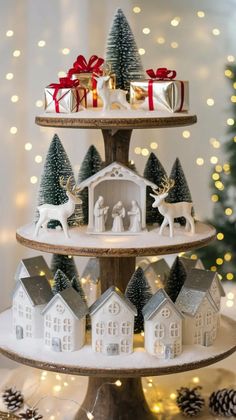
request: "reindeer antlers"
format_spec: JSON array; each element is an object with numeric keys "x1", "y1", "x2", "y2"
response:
[
  {"x1": 151, "y1": 175, "x2": 175, "y2": 195},
  {"x1": 59, "y1": 176, "x2": 81, "y2": 195}
]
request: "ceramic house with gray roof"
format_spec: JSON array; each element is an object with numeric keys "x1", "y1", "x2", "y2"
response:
[
  {"x1": 42, "y1": 287, "x2": 88, "y2": 352},
  {"x1": 89, "y1": 286, "x2": 137, "y2": 356},
  {"x1": 12, "y1": 276, "x2": 53, "y2": 340},
  {"x1": 179, "y1": 256, "x2": 204, "y2": 273},
  {"x1": 175, "y1": 269, "x2": 224, "y2": 347},
  {"x1": 142, "y1": 288, "x2": 183, "y2": 359},
  {"x1": 15, "y1": 256, "x2": 53, "y2": 284},
  {"x1": 142, "y1": 258, "x2": 170, "y2": 293}
]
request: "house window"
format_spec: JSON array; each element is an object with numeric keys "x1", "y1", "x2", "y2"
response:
[
  {"x1": 45, "y1": 314, "x2": 51, "y2": 328},
  {"x1": 19, "y1": 290, "x2": 24, "y2": 299},
  {"x1": 18, "y1": 304, "x2": 23, "y2": 318},
  {"x1": 26, "y1": 324, "x2": 32, "y2": 338},
  {"x1": 194, "y1": 329, "x2": 202, "y2": 345},
  {"x1": 121, "y1": 322, "x2": 131, "y2": 335},
  {"x1": 195, "y1": 313, "x2": 203, "y2": 327},
  {"x1": 108, "y1": 321, "x2": 118, "y2": 335},
  {"x1": 154, "y1": 324, "x2": 164, "y2": 338},
  {"x1": 108, "y1": 301, "x2": 120, "y2": 315},
  {"x1": 170, "y1": 323, "x2": 180, "y2": 338},
  {"x1": 53, "y1": 318, "x2": 61, "y2": 332},
  {"x1": 95, "y1": 339, "x2": 103, "y2": 353},
  {"x1": 26, "y1": 307, "x2": 32, "y2": 320},
  {"x1": 206, "y1": 310, "x2": 212, "y2": 325},
  {"x1": 62, "y1": 336, "x2": 72, "y2": 351},
  {"x1": 154, "y1": 341, "x2": 164, "y2": 355},
  {"x1": 13, "y1": 303, "x2": 17, "y2": 313},
  {"x1": 161, "y1": 308, "x2": 170, "y2": 318},
  {"x1": 56, "y1": 304, "x2": 65, "y2": 314},
  {"x1": 174, "y1": 341, "x2": 181, "y2": 355},
  {"x1": 120, "y1": 339, "x2": 130, "y2": 353},
  {"x1": 212, "y1": 326, "x2": 217, "y2": 340},
  {"x1": 63, "y1": 319, "x2": 72, "y2": 332},
  {"x1": 95, "y1": 322, "x2": 105, "y2": 335},
  {"x1": 45, "y1": 331, "x2": 51, "y2": 346}
]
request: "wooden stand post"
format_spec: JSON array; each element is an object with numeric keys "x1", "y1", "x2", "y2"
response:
[
  {"x1": 99, "y1": 256, "x2": 136, "y2": 293},
  {"x1": 74, "y1": 376, "x2": 156, "y2": 420},
  {"x1": 102, "y1": 129, "x2": 132, "y2": 165}
]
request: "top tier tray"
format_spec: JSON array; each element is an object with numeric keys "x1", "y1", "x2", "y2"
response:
[{"x1": 35, "y1": 110, "x2": 197, "y2": 129}]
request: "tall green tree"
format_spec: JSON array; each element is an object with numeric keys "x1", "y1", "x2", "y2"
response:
[
  {"x1": 167, "y1": 157, "x2": 194, "y2": 225},
  {"x1": 52, "y1": 269, "x2": 71, "y2": 294},
  {"x1": 143, "y1": 152, "x2": 167, "y2": 225},
  {"x1": 125, "y1": 267, "x2": 152, "y2": 333},
  {"x1": 105, "y1": 8, "x2": 144, "y2": 95},
  {"x1": 165, "y1": 257, "x2": 187, "y2": 302},
  {"x1": 197, "y1": 64, "x2": 236, "y2": 281},
  {"x1": 51, "y1": 254, "x2": 78, "y2": 281},
  {"x1": 78, "y1": 145, "x2": 102, "y2": 224},
  {"x1": 36, "y1": 133, "x2": 82, "y2": 228},
  {"x1": 71, "y1": 275, "x2": 86, "y2": 302}
]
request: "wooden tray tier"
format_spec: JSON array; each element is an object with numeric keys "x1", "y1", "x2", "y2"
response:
[
  {"x1": 0, "y1": 310, "x2": 235, "y2": 378},
  {"x1": 16, "y1": 222, "x2": 216, "y2": 258},
  {"x1": 35, "y1": 110, "x2": 197, "y2": 130}
]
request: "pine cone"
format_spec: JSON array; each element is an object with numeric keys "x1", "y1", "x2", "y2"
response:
[
  {"x1": 176, "y1": 386, "x2": 205, "y2": 417},
  {"x1": 19, "y1": 408, "x2": 43, "y2": 419},
  {"x1": 2, "y1": 387, "x2": 24, "y2": 412},
  {"x1": 209, "y1": 388, "x2": 236, "y2": 417}
]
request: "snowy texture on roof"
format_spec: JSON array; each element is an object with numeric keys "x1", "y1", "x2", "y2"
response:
[
  {"x1": 16, "y1": 276, "x2": 53, "y2": 306},
  {"x1": 142, "y1": 288, "x2": 183, "y2": 320},
  {"x1": 184, "y1": 269, "x2": 225, "y2": 297},
  {"x1": 89, "y1": 286, "x2": 137, "y2": 316},
  {"x1": 16, "y1": 256, "x2": 53, "y2": 281},
  {"x1": 175, "y1": 286, "x2": 218, "y2": 317}
]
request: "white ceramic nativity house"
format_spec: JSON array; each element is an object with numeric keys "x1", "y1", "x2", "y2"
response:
[
  {"x1": 15, "y1": 256, "x2": 53, "y2": 284},
  {"x1": 89, "y1": 286, "x2": 137, "y2": 356},
  {"x1": 142, "y1": 288, "x2": 183, "y2": 359},
  {"x1": 78, "y1": 162, "x2": 157, "y2": 234},
  {"x1": 12, "y1": 276, "x2": 53, "y2": 340},
  {"x1": 42, "y1": 287, "x2": 88, "y2": 352},
  {"x1": 175, "y1": 269, "x2": 225, "y2": 346}
]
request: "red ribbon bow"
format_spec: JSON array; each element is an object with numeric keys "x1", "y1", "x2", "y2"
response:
[
  {"x1": 70, "y1": 54, "x2": 104, "y2": 75},
  {"x1": 49, "y1": 78, "x2": 84, "y2": 113},
  {"x1": 146, "y1": 67, "x2": 177, "y2": 80}
]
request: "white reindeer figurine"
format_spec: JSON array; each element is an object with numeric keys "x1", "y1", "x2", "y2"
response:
[
  {"x1": 35, "y1": 176, "x2": 82, "y2": 239},
  {"x1": 150, "y1": 176, "x2": 195, "y2": 238},
  {"x1": 95, "y1": 75, "x2": 131, "y2": 111}
]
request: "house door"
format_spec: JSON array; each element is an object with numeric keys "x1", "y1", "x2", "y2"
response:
[
  {"x1": 204, "y1": 331, "x2": 213, "y2": 347},
  {"x1": 164, "y1": 344, "x2": 174, "y2": 359},
  {"x1": 52, "y1": 337, "x2": 62, "y2": 352},
  {"x1": 16, "y1": 325, "x2": 23, "y2": 340},
  {"x1": 106, "y1": 343, "x2": 119, "y2": 356}
]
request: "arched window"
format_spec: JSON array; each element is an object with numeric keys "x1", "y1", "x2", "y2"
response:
[
  {"x1": 62, "y1": 335, "x2": 72, "y2": 351},
  {"x1": 121, "y1": 322, "x2": 131, "y2": 335},
  {"x1": 108, "y1": 301, "x2": 120, "y2": 315},
  {"x1": 170, "y1": 322, "x2": 179, "y2": 338},
  {"x1": 120, "y1": 339, "x2": 130, "y2": 353},
  {"x1": 154, "y1": 324, "x2": 164, "y2": 338},
  {"x1": 195, "y1": 313, "x2": 202, "y2": 327},
  {"x1": 45, "y1": 314, "x2": 51, "y2": 328},
  {"x1": 108, "y1": 321, "x2": 118, "y2": 335},
  {"x1": 154, "y1": 341, "x2": 164, "y2": 355},
  {"x1": 63, "y1": 318, "x2": 72, "y2": 332},
  {"x1": 95, "y1": 339, "x2": 103, "y2": 353},
  {"x1": 194, "y1": 330, "x2": 202, "y2": 344},
  {"x1": 95, "y1": 322, "x2": 105, "y2": 335},
  {"x1": 206, "y1": 310, "x2": 212, "y2": 325},
  {"x1": 161, "y1": 308, "x2": 170, "y2": 318},
  {"x1": 53, "y1": 318, "x2": 61, "y2": 332}
]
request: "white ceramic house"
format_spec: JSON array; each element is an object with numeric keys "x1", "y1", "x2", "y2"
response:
[
  {"x1": 42, "y1": 287, "x2": 88, "y2": 352},
  {"x1": 142, "y1": 288, "x2": 183, "y2": 359},
  {"x1": 179, "y1": 256, "x2": 204, "y2": 273},
  {"x1": 89, "y1": 286, "x2": 137, "y2": 356},
  {"x1": 12, "y1": 276, "x2": 53, "y2": 340},
  {"x1": 78, "y1": 162, "x2": 157, "y2": 234},
  {"x1": 15, "y1": 256, "x2": 53, "y2": 284},
  {"x1": 175, "y1": 269, "x2": 224, "y2": 346},
  {"x1": 142, "y1": 258, "x2": 170, "y2": 293}
]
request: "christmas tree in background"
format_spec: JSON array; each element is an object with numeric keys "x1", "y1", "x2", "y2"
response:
[
  {"x1": 197, "y1": 65, "x2": 236, "y2": 281},
  {"x1": 167, "y1": 158, "x2": 194, "y2": 226},
  {"x1": 105, "y1": 8, "x2": 144, "y2": 96},
  {"x1": 165, "y1": 256, "x2": 187, "y2": 302},
  {"x1": 71, "y1": 275, "x2": 86, "y2": 302},
  {"x1": 36, "y1": 134, "x2": 82, "y2": 228},
  {"x1": 52, "y1": 269, "x2": 71, "y2": 294},
  {"x1": 78, "y1": 145, "x2": 102, "y2": 224},
  {"x1": 125, "y1": 267, "x2": 152, "y2": 333},
  {"x1": 143, "y1": 152, "x2": 167, "y2": 225},
  {"x1": 51, "y1": 254, "x2": 78, "y2": 280}
]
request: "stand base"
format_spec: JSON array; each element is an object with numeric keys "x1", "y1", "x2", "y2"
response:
[{"x1": 75, "y1": 377, "x2": 155, "y2": 420}]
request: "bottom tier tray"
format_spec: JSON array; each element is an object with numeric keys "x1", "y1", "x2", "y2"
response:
[{"x1": 0, "y1": 310, "x2": 235, "y2": 378}]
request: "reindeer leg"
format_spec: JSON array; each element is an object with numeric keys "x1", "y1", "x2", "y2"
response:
[
  {"x1": 168, "y1": 218, "x2": 174, "y2": 238},
  {"x1": 185, "y1": 219, "x2": 190, "y2": 231},
  {"x1": 159, "y1": 218, "x2": 168, "y2": 235},
  {"x1": 60, "y1": 218, "x2": 70, "y2": 239},
  {"x1": 188, "y1": 216, "x2": 195, "y2": 234},
  {"x1": 34, "y1": 216, "x2": 45, "y2": 237}
]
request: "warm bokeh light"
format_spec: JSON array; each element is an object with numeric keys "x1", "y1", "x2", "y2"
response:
[
  {"x1": 171, "y1": 17, "x2": 180, "y2": 26},
  {"x1": 142, "y1": 27, "x2": 150, "y2": 34},
  {"x1": 133, "y1": 6, "x2": 141, "y2": 13},
  {"x1": 138, "y1": 48, "x2": 146, "y2": 55},
  {"x1": 196, "y1": 158, "x2": 204, "y2": 166}
]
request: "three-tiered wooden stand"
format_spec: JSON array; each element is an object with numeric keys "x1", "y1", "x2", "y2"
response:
[{"x1": 1, "y1": 111, "x2": 236, "y2": 419}]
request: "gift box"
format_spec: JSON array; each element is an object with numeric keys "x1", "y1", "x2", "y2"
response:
[
  {"x1": 67, "y1": 55, "x2": 115, "y2": 108},
  {"x1": 44, "y1": 77, "x2": 87, "y2": 113},
  {"x1": 130, "y1": 67, "x2": 189, "y2": 112}
]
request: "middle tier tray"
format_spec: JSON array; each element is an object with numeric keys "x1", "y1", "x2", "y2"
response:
[{"x1": 16, "y1": 222, "x2": 216, "y2": 257}]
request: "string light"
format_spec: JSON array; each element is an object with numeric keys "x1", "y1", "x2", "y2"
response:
[
  {"x1": 182, "y1": 130, "x2": 190, "y2": 139},
  {"x1": 197, "y1": 11, "x2": 205, "y2": 18},
  {"x1": 215, "y1": 180, "x2": 224, "y2": 190},
  {"x1": 36, "y1": 100, "x2": 43, "y2": 107},
  {"x1": 53, "y1": 385, "x2": 62, "y2": 392},
  {"x1": 217, "y1": 232, "x2": 224, "y2": 240},
  {"x1": 196, "y1": 157, "x2": 204, "y2": 166},
  {"x1": 210, "y1": 156, "x2": 218, "y2": 164},
  {"x1": 216, "y1": 258, "x2": 223, "y2": 265},
  {"x1": 226, "y1": 300, "x2": 234, "y2": 306},
  {"x1": 157, "y1": 37, "x2": 165, "y2": 44},
  {"x1": 212, "y1": 28, "x2": 220, "y2": 36},
  {"x1": 6, "y1": 72, "x2": 14, "y2": 80},
  {"x1": 141, "y1": 148, "x2": 149, "y2": 156},
  {"x1": 225, "y1": 208, "x2": 233, "y2": 216},
  {"x1": 115, "y1": 380, "x2": 122, "y2": 387},
  {"x1": 35, "y1": 155, "x2": 43, "y2": 163},
  {"x1": 228, "y1": 55, "x2": 235, "y2": 62},
  {"x1": 150, "y1": 142, "x2": 158, "y2": 149},
  {"x1": 11, "y1": 95, "x2": 19, "y2": 103},
  {"x1": 6, "y1": 30, "x2": 14, "y2": 37},
  {"x1": 224, "y1": 252, "x2": 232, "y2": 261},
  {"x1": 25, "y1": 142, "x2": 32, "y2": 151},
  {"x1": 62, "y1": 48, "x2": 70, "y2": 55},
  {"x1": 212, "y1": 173, "x2": 220, "y2": 180},
  {"x1": 171, "y1": 42, "x2": 178, "y2": 49},
  {"x1": 10, "y1": 126, "x2": 17, "y2": 134},
  {"x1": 231, "y1": 95, "x2": 236, "y2": 103},
  {"x1": 171, "y1": 17, "x2": 180, "y2": 27},
  {"x1": 13, "y1": 49, "x2": 21, "y2": 57},
  {"x1": 215, "y1": 164, "x2": 222, "y2": 172},
  {"x1": 38, "y1": 40, "x2": 46, "y2": 47},
  {"x1": 142, "y1": 27, "x2": 150, "y2": 35},
  {"x1": 211, "y1": 266, "x2": 217, "y2": 271},
  {"x1": 227, "y1": 292, "x2": 234, "y2": 299},
  {"x1": 206, "y1": 98, "x2": 214, "y2": 106},
  {"x1": 226, "y1": 273, "x2": 234, "y2": 281},
  {"x1": 87, "y1": 413, "x2": 94, "y2": 420},
  {"x1": 211, "y1": 194, "x2": 219, "y2": 202},
  {"x1": 227, "y1": 118, "x2": 234, "y2": 126},
  {"x1": 134, "y1": 147, "x2": 141, "y2": 155},
  {"x1": 190, "y1": 254, "x2": 198, "y2": 260},
  {"x1": 133, "y1": 6, "x2": 141, "y2": 13},
  {"x1": 192, "y1": 377, "x2": 200, "y2": 384},
  {"x1": 225, "y1": 69, "x2": 233, "y2": 78},
  {"x1": 30, "y1": 176, "x2": 38, "y2": 184},
  {"x1": 138, "y1": 48, "x2": 145, "y2": 55},
  {"x1": 223, "y1": 163, "x2": 230, "y2": 172}
]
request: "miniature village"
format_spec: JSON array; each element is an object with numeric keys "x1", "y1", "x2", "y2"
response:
[{"x1": 12, "y1": 254, "x2": 225, "y2": 358}]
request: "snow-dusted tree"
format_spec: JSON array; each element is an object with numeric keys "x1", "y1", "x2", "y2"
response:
[
  {"x1": 125, "y1": 267, "x2": 152, "y2": 333},
  {"x1": 144, "y1": 152, "x2": 167, "y2": 225},
  {"x1": 51, "y1": 254, "x2": 78, "y2": 281},
  {"x1": 78, "y1": 145, "x2": 102, "y2": 224},
  {"x1": 105, "y1": 8, "x2": 144, "y2": 96},
  {"x1": 167, "y1": 158, "x2": 194, "y2": 226},
  {"x1": 165, "y1": 257, "x2": 187, "y2": 302},
  {"x1": 71, "y1": 275, "x2": 86, "y2": 302},
  {"x1": 36, "y1": 133, "x2": 82, "y2": 228},
  {"x1": 52, "y1": 269, "x2": 71, "y2": 295}
]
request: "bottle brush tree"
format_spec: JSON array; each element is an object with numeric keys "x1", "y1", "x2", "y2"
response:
[
  {"x1": 165, "y1": 256, "x2": 187, "y2": 302},
  {"x1": 51, "y1": 254, "x2": 78, "y2": 281},
  {"x1": 52, "y1": 269, "x2": 71, "y2": 294}
]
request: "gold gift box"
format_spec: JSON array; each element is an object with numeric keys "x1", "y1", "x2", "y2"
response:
[
  {"x1": 44, "y1": 86, "x2": 87, "y2": 113},
  {"x1": 130, "y1": 79, "x2": 189, "y2": 112},
  {"x1": 71, "y1": 72, "x2": 116, "y2": 108}
]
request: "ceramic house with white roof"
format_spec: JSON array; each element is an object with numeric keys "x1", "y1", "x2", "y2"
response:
[
  {"x1": 175, "y1": 269, "x2": 224, "y2": 346},
  {"x1": 78, "y1": 162, "x2": 157, "y2": 234},
  {"x1": 142, "y1": 288, "x2": 183, "y2": 359},
  {"x1": 89, "y1": 286, "x2": 137, "y2": 356},
  {"x1": 12, "y1": 276, "x2": 53, "y2": 340},
  {"x1": 15, "y1": 256, "x2": 53, "y2": 284},
  {"x1": 42, "y1": 287, "x2": 88, "y2": 352}
]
